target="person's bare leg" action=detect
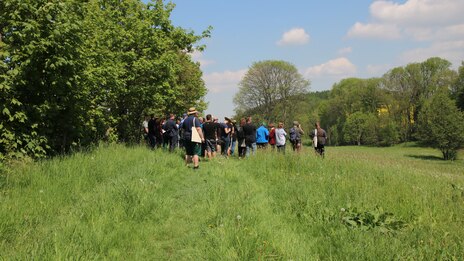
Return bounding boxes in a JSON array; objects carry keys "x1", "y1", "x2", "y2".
[
  {"x1": 185, "y1": 155, "x2": 193, "y2": 165},
  {"x1": 193, "y1": 155, "x2": 199, "y2": 168}
]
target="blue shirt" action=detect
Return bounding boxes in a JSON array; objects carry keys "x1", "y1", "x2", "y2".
[
  {"x1": 182, "y1": 116, "x2": 201, "y2": 140},
  {"x1": 256, "y1": 126, "x2": 269, "y2": 143}
]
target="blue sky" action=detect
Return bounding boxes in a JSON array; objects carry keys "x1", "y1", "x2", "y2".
[{"x1": 163, "y1": 0, "x2": 464, "y2": 119}]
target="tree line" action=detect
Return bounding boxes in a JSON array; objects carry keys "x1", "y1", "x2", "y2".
[
  {"x1": 0, "y1": 0, "x2": 210, "y2": 161},
  {"x1": 234, "y1": 58, "x2": 464, "y2": 160}
]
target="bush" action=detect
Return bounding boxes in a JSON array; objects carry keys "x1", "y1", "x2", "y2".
[
  {"x1": 416, "y1": 92, "x2": 464, "y2": 160},
  {"x1": 343, "y1": 112, "x2": 377, "y2": 145},
  {"x1": 377, "y1": 116, "x2": 400, "y2": 147}
]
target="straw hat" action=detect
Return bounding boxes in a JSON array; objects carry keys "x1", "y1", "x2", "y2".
[{"x1": 187, "y1": 107, "x2": 198, "y2": 115}]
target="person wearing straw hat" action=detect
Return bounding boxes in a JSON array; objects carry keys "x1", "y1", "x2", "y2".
[{"x1": 181, "y1": 107, "x2": 205, "y2": 169}]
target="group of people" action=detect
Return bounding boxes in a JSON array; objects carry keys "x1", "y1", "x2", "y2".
[
  {"x1": 142, "y1": 107, "x2": 327, "y2": 169},
  {"x1": 142, "y1": 113, "x2": 180, "y2": 152}
]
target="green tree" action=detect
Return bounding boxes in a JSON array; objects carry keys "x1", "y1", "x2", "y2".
[
  {"x1": 0, "y1": 0, "x2": 210, "y2": 159},
  {"x1": 82, "y1": 0, "x2": 209, "y2": 143},
  {"x1": 381, "y1": 67, "x2": 414, "y2": 141},
  {"x1": 234, "y1": 60, "x2": 310, "y2": 124},
  {"x1": 319, "y1": 78, "x2": 387, "y2": 145},
  {"x1": 416, "y1": 92, "x2": 464, "y2": 160},
  {"x1": 1, "y1": 0, "x2": 87, "y2": 155},
  {"x1": 382, "y1": 57, "x2": 456, "y2": 141},
  {"x1": 376, "y1": 115, "x2": 400, "y2": 147},
  {"x1": 452, "y1": 62, "x2": 464, "y2": 111},
  {"x1": 343, "y1": 112, "x2": 377, "y2": 146}
]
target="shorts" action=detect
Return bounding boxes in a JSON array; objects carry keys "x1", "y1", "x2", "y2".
[
  {"x1": 292, "y1": 139, "x2": 302, "y2": 149},
  {"x1": 185, "y1": 141, "x2": 201, "y2": 156},
  {"x1": 205, "y1": 139, "x2": 217, "y2": 152}
]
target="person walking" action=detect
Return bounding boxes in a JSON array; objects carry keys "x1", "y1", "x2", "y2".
[
  {"x1": 147, "y1": 114, "x2": 157, "y2": 149},
  {"x1": 142, "y1": 114, "x2": 150, "y2": 146},
  {"x1": 213, "y1": 117, "x2": 222, "y2": 153},
  {"x1": 202, "y1": 114, "x2": 219, "y2": 159},
  {"x1": 312, "y1": 122, "x2": 327, "y2": 157},
  {"x1": 221, "y1": 117, "x2": 232, "y2": 156},
  {"x1": 182, "y1": 107, "x2": 205, "y2": 169},
  {"x1": 155, "y1": 118, "x2": 164, "y2": 148},
  {"x1": 243, "y1": 116, "x2": 257, "y2": 156},
  {"x1": 236, "y1": 118, "x2": 247, "y2": 158},
  {"x1": 275, "y1": 122, "x2": 287, "y2": 154},
  {"x1": 230, "y1": 119, "x2": 238, "y2": 156},
  {"x1": 162, "y1": 113, "x2": 178, "y2": 152},
  {"x1": 198, "y1": 117, "x2": 206, "y2": 157},
  {"x1": 178, "y1": 113, "x2": 188, "y2": 149},
  {"x1": 256, "y1": 122, "x2": 269, "y2": 149},
  {"x1": 268, "y1": 123, "x2": 276, "y2": 150},
  {"x1": 289, "y1": 121, "x2": 304, "y2": 152}
]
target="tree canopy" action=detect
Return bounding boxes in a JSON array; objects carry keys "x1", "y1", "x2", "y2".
[
  {"x1": 416, "y1": 91, "x2": 464, "y2": 160},
  {"x1": 233, "y1": 60, "x2": 310, "y2": 125},
  {"x1": 235, "y1": 57, "x2": 463, "y2": 159},
  {"x1": 0, "y1": 0, "x2": 210, "y2": 160}
]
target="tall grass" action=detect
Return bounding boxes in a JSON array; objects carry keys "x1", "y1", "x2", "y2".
[{"x1": 1, "y1": 144, "x2": 463, "y2": 260}]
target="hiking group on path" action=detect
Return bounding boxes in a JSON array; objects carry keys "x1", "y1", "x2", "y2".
[{"x1": 142, "y1": 107, "x2": 327, "y2": 169}]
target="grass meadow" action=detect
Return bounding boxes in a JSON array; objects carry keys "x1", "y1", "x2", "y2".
[{"x1": 1, "y1": 144, "x2": 463, "y2": 260}]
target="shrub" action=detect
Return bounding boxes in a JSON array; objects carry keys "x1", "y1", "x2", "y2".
[{"x1": 416, "y1": 92, "x2": 464, "y2": 160}]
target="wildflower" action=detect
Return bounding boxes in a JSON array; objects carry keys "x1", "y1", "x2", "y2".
[
  {"x1": 236, "y1": 215, "x2": 241, "y2": 220},
  {"x1": 39, "y1": 190, "x2": 44, "y2": 193},
  {"x1": 340, "y1": 208, "x2": 346, "y2": 212}
]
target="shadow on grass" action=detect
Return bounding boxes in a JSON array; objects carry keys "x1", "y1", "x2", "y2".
[{"x1": 405, "y1": 154, "x2": 443, "y2": 161}]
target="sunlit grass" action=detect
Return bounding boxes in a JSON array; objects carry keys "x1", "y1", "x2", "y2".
[{"x1": 1, "y1": 144, "x2": 463, "y2": 259}]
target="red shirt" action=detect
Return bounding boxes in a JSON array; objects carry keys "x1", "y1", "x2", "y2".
[{"x1": 269, "y1": 128, "x2": 276, "y2": 145}]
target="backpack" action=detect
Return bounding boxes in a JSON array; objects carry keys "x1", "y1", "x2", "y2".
[{"x1": 289, "y1": 127, "x2": 297, "y2": 142}]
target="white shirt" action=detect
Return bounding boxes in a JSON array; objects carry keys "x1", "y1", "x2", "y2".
[{"x1": 275, "y1": 128, "x2": 287, "y2": 146}]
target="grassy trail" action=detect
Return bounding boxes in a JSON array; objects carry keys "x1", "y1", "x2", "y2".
[{"x1": 1, "y1": 144, "x2": 463, "y2": 260}]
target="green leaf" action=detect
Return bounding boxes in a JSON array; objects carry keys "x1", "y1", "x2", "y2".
[{"x1": 2, "y1": 107, "x2": 11, "y2": 116}]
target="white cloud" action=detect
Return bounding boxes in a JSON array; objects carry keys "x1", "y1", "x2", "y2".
[
  {"x1": 347, "y1": 0, "x2": 464, "y2": 41},
  {"x1": 304, "y1": 57, "x2": 357, "y2": 78},
  {"x1": 370, "y1": 0, "x2": 464, "y2": 26},
  {"x1": 189, "y1": 50, "x2": 215, "y2": 68},
  {"x1": 338, "y1": 47, "x2": 353, "y2": 55},
  {"x1": 405, "y1": 23, "x2": 464, "y2": 41},
  {"x1": 203, "y1": 69, "x2": 247, "y2": 94},
  {"x1": 277, "y1": 28, "x2": 310, "y2": 46},
  {"x1": 347, "y1": 0, "x2": 464, "y2": 67},
  {"x1": 400, "y1": 40, "x2": 464, "y2": 66},
  {"x1": 347, "y1": 22, "x2": 401, "y2": 39}
]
